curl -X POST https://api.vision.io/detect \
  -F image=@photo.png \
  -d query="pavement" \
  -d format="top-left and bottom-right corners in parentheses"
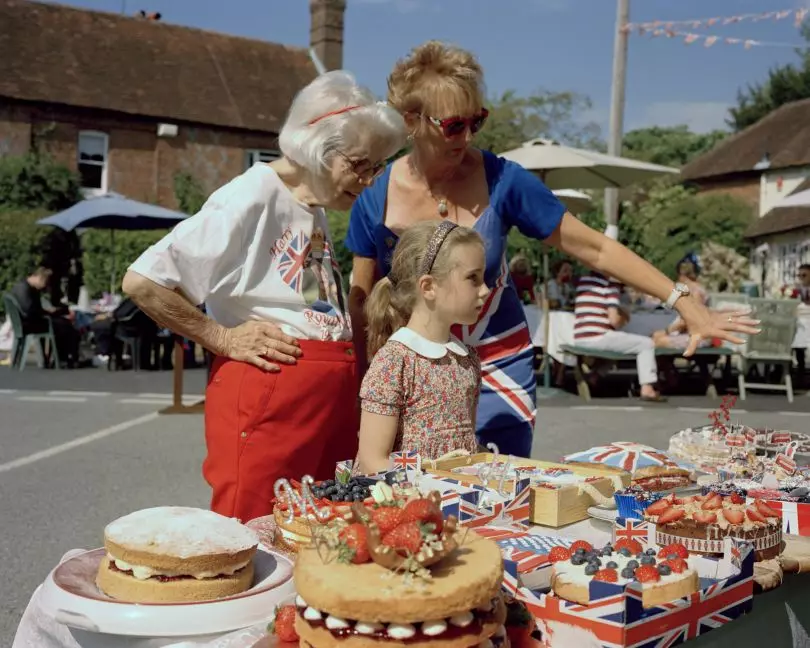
top-left (0, 366), bottom-right (808, 645)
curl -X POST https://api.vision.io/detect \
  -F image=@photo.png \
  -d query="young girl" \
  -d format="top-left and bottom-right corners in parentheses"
top-left (356, 220), bottom-right (490, 474)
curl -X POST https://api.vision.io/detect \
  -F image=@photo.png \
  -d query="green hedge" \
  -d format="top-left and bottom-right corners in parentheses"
top-left (80, 229), bottom-right (167, 297)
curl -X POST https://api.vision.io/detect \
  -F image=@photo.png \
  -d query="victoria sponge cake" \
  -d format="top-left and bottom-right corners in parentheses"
top-left (96, 506), bottom-right (259, 603)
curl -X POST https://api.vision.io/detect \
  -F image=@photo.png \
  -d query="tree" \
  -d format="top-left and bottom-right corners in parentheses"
top-left (728, 21), bottom-right (810, 131)
top-left (0, 152), bottom-right (82, 211)
top-left (621, 126), bottom-right (727, 168)
top-left (173, 172), bottom-right (207, 215)
top-left (475, 89), bottom-right (603, 154)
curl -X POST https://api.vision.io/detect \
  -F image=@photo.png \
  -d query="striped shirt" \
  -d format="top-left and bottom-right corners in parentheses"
top-left (574, 273), bottom-right (620, 339)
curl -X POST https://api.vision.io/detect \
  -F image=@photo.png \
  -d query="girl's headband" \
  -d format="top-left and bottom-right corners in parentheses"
top-left (421, 221), bottom-right (458, 276)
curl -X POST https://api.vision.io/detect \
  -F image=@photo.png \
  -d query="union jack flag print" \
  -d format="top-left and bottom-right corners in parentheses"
top-left (746, 497), bottom-right (810, 537)
top-left (277, 231), bottom-right (312, 293)
top-left (564, 442), bottom-right (680, 473)
top-left (514, 546), bottom-right (754, 647)
top-left (390, 451), bottom-right (420, 470)
top-left (613, 518), bottom-right (653, 549)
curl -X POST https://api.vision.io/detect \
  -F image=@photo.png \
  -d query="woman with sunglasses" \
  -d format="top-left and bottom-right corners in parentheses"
top-left (346, 41), bottom-right (759, 458)
top-left (123, 71), bottom-right (406, 522)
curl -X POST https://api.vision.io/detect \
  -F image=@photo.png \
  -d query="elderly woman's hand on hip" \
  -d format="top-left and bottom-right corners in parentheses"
top-left (677, 300), bottom-right (761, 357)
top-left (222, 321), bottom-right (302, 372)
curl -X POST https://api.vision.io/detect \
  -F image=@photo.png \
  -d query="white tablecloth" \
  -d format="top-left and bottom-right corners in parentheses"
top-left (794, 305), bottom-right (810, 349)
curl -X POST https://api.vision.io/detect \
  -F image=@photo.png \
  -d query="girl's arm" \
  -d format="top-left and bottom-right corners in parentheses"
top-left (357, 411), bottom-right (399, 474)
top-left (349, 256), bottom-right (377, 375)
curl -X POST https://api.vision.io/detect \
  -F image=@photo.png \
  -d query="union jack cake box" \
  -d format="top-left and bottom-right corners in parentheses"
top-left (475, 527), bottom-right (573, 590)
top-left (745, 497), bottom-right (810, 537)
top-left (512, 539), bottom-right (755, 648)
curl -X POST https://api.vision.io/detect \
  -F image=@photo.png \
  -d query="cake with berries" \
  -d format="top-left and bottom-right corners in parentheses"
top-left (549, 539), bottom-right (699, 609)
top-left (644, 493), bottom-right (782, 561)
top-left (273, 477), bottom-right (381, 552)
top-left (293, 490), bottom-right (508, 648)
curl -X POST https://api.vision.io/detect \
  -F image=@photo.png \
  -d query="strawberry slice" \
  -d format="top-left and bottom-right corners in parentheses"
top-left (694, 511), bottom-right (718, 524)
top-left (657, 542), bottom-right (689, 559)
top-left (746, 507), bottom-right (768, 524)
top-left (754, 500), bottom-right (781, 518)
top-left (634, 565), bottom-right (660, 583)
top-left (701, 494), bottom-right (723, 511)
top-left (663, 558), bottom-right (688, 574)
top-left (645, 499), bottom-right (672, 516)
top-left (549, 546), bottom-right (572, 563)
top-left (729, 492), bottom-right (745, 505)
top-left (657, 507), bottom-right (686, 525)
top-left (569, 540), bottom-right (593, 553)
top-left (592, 568), bottom-right (618, 583)
top-left (723, 509), bottom-right (745, 525)
top-left (614, 538), bottom-right (643, 554)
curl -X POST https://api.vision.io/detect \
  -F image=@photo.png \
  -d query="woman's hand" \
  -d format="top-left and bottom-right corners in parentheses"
top-left (221, 321), bottom-right (302, 372)
top-left (676, 300), bottom-right (761, 357)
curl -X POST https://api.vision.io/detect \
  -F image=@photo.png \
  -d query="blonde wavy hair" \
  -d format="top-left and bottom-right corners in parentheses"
top-left (365, 221), bottom-right (484, 358)
top-left (387, 41), bottom-right (485, 125)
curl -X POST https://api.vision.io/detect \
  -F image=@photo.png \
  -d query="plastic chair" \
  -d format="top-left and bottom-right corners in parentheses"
top-left (2, 294), bottom-right (60, 371)
top-left (107, 321), bottom-right (142, 372)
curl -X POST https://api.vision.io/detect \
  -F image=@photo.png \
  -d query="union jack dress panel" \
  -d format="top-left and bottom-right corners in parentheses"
top-left (346, 151), bottom-right (565, 457)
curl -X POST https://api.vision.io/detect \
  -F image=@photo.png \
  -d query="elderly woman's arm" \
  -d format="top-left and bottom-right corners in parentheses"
top-left (123, 271), bottom-right (301, 373)
top-left (546, 213), bottom-right (760, 355)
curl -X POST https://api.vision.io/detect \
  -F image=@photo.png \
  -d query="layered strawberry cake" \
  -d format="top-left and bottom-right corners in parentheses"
top-left (549, 539), bottom-right (699, 609)
top-left (644, 493), bottom-right (782, 560)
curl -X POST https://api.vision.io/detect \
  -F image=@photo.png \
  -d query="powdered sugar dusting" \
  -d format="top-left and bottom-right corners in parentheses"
top-left (105, 507), bottom-right (259, 558)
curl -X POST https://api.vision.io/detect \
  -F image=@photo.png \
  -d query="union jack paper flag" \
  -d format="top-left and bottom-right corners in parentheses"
top-left (335, 460), bottom-right (353, 481)
top-left (613, 518), bottom-right (654, 550)
top-left (514, 545), bottom-right (754, 647)
top-left (746, 497), bottom-right (810, 537)
top-left (391, 451), bottom-right (421, 470)
top-left (564, 442), bottom-right (683, 472)
top-left (277, 231), bottom-right (312, 293)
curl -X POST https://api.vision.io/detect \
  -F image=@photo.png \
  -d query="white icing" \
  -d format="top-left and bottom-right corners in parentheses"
top-left (105, 507), bottom-right (258, 558)
top-left (422, 620), bottom-right (448, 636)
top-left (387, 623), bottom-right (416, 639)
top-left (325, 616), bottom-right (351, 630)
top-left (303, 607), bottom-right (323, 621)
top-left (296, 595), bottom-right (307, 608)
top-left (553, 552), bottom-right (695, 589)
top-left (449, 611), bottom-right (474, 628)
top-left (355, 622), bottom-right (384, 635)
top-left (110, 555), bottom-right (250, 580)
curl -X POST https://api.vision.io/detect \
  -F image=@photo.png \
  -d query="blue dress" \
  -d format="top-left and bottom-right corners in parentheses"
top-left (346, 150), bottom-right (565, 457)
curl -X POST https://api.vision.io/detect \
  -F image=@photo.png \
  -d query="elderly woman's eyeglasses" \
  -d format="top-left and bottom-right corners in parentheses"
top-left (424, 109), bottom-right (490, 138)
top-left (336, 148), bottom-right (408, 181)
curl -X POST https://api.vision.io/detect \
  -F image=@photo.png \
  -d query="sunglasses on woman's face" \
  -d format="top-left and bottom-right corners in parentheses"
top-left (425, 108), bottom-right (490, 138)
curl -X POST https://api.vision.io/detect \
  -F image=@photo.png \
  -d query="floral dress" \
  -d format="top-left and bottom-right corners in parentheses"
top-left (359, 328), bottom-right (480, 460)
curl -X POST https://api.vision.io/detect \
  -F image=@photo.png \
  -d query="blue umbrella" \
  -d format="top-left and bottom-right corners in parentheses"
top-left (37, 192), bottom-right (188, 231)
top-left (37, 192), bottom-right (189, 293)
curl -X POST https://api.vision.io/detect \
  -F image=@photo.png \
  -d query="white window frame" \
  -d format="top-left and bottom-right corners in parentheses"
top-left (245, 149), bottom-right (280, 170)
top-left (77, 130), bottom-right (109, 195)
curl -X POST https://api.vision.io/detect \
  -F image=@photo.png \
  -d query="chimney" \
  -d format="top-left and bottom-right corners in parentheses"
top-left (310, 0), bottom-right (346, 72)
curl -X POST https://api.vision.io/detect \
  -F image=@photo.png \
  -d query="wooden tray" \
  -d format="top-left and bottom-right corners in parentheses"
top-left (427, 453), bottom-right (631, 528)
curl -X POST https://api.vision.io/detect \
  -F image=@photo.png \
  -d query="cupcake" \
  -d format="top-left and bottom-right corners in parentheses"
top-left (613, 486), bottom-right (665, 519)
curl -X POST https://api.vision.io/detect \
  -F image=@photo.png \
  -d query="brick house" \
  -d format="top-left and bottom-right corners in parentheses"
top-left (0, 0), bottom-right (347, 208)
top-left (679, 99), bottom-right (810, 293)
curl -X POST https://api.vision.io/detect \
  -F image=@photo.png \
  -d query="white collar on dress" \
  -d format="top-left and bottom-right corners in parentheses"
top-left (389, 327), bottom-right (468, 359)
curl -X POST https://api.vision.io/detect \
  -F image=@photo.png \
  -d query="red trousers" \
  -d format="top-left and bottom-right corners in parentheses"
top-left (203, 340), bottom-right (359, 523)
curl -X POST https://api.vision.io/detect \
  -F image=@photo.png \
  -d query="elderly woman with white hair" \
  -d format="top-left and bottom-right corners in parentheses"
top-left (123, 71), bottom-right (407, 522)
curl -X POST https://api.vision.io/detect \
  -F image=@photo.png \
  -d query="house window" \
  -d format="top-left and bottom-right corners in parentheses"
top-left (245, 149), bottom-right (280, 170)
top-left (77, 131), bottom-right (109, 194)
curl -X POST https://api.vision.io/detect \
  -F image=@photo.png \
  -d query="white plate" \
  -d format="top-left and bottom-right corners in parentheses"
top-left (587, 506), bottom-right (618, 523)
top-left (39, 545), bottom-right (295, 638)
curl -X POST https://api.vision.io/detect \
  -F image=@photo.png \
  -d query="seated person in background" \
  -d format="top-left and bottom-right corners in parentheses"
top-left (90, 298), bottom-right (160, 368)
top-left (509, 255), bottom-right (536, 304)
top-left (797, 264), bottom-right (810, 305)
top-left (573, 272), bottom-right (666, 402)
top-left (11, 267), bottom-right (80, 367)
top-left (547, 259), bottom-right (574, 310)
top-left (652, 316), bottom-right (711, 350)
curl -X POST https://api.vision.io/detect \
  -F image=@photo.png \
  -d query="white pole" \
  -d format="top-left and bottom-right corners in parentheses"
top-left (604, 0), bottom-right (630, 230)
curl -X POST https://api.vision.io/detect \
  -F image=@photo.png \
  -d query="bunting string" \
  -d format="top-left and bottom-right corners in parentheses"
top-left (624, 8), bottom-right (808, 33)
top-left (637, 28), bottom-right (807, 49)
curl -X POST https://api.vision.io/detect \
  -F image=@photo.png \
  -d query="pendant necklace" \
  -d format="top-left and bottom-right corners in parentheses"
top-left (437, 198), bottom-right (449, 216)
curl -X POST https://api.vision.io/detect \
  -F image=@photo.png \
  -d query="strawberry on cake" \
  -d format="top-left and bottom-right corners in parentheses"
top-left (644, 493), bottom-right (782, 561)
top-left (549, 539), bottom-right (699, 609)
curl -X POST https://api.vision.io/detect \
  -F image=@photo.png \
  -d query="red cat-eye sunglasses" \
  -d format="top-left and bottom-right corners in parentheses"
top-left (423, 108), bottom-right (490, 138)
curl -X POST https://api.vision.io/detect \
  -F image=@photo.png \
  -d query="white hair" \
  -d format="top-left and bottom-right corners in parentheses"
top-left (279, 70), bottom-right (406, 182)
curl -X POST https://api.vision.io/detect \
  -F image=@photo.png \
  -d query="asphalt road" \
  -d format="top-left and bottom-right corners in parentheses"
top-left (0, 367), bottom-right (808, 645)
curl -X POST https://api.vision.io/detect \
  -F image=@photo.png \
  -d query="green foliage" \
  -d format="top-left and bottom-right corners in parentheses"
top-left (326, 210), bottom-right (353, 286)
top-left (475, 89), bottom-right (603, 154)
top-left (174, 172), bottom-right (207, 215)
top-left (0, 152), bottom-right (82, 211)
top-left (621, 126), bottom-right (728, 168)
top-left (80, 229), bottom-right (167, 296)
top-left (728, 21), bottom-right (810, 131)
top-left (622, 183), bottom-right (754, 278)
top-left (0, 209), bottom-right (51, 313)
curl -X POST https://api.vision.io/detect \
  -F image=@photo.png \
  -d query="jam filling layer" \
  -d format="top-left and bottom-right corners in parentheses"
top-left (108, 561), bottom-right (248, 583)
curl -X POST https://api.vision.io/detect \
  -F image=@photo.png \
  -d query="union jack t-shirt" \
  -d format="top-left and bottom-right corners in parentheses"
top-left (130, 164), bottom-right (351, 341)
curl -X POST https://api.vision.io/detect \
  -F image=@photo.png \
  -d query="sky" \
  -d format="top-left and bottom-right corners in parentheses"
top-left (43, 0), bottom-right (810, 139)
